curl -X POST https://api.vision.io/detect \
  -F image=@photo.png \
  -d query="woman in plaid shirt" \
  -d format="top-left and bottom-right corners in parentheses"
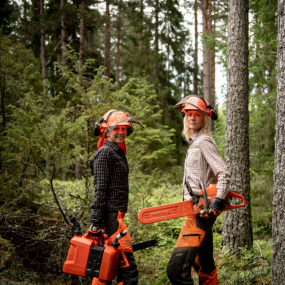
top-left (167, 96), bottom-right (231, 285)
top-left (90, 110), bottom-right (143, 285)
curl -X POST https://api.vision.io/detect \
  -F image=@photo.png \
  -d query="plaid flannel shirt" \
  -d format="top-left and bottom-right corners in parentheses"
top-left (183, 133), bottom-right (231, 201)
top-left (90, 140), bottom-right (129, 218)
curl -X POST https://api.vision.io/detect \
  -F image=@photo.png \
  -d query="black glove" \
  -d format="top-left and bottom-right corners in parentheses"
top-left (89, 215), bottom-right (104, 237)
top-left (208, 198), bottom-right (226, 217)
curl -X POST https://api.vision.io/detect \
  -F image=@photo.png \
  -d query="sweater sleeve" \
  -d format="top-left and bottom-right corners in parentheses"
top-left (199, 136), bottom-right (231, 199)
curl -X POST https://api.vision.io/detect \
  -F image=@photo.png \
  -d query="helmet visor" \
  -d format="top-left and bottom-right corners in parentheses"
top-left (106, 110), bottom-right (144, 130)
top-left (170, 95), bottom-right (207, 115)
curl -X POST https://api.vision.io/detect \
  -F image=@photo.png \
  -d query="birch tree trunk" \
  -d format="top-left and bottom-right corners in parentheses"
top-left (194, 0), bottom-right (198, 95)
top-left (271, 0), bottom-right (285, 282)
top-left (61, 0), bottom-right (68, 66)
top-left (222, 0), bottom-right (253, 252)
top-left (104, 0), bottom-right (111, 78)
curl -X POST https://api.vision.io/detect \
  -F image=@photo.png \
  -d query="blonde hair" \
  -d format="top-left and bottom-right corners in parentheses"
top-left (182, 114), bottom-right (210, 142)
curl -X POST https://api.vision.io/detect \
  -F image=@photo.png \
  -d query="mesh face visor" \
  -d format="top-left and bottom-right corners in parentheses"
top-left (170, 95), bottom-right (207, 115)
top-left (105, 110), bottom-right (144, 130)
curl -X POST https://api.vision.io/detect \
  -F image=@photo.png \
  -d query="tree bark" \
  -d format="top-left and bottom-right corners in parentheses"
top-left (116, 0), bottom-right (122, 86)
top-left (194, 0), bottom-right (198, 95)
top-left (271, 1), bottom-right (285, 282)
top-left (209, 0), bottom-right (215, 131)
top-left (104, 0), bottom-right (111, 78)
top-left (0, 74), bottom-right (5, 129)
top-left (40, 0), bottom-right (47, 94)
top-left (61, 0), bottom-right (68, 66)
top-left (79, 0), bottom-right (85, 70)
top-left (201, 0), bottom-right (211, 106)
top-left (154, 0), bottom-right (159, 90)
top-left (139, 0), bottom-right (144, 50)
top-left (222, 0), bottom-right (253, 252)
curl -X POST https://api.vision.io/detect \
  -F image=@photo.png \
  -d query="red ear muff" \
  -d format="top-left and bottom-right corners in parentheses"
top-left (207, 104), bottom-right (218, 120)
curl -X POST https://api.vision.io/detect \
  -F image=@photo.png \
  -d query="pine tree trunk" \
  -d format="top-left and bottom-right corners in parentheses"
top-left (61, 0), bottom-right (68, 66)
top-left (222, 0), bottom-right (253, 252)
top-left (271, 1), bottom-right (285, 282)
top-left (104, 0), bottom-right (111, 78)
top-left (201, 0), bottom-right (211, 106)
top-left (0, 75), bottom-right (5, 129)
top-left (194, 0), bottom-right (198, 95)
top-left (116, 0), bottom-right (122, 86)
top-left (208, 0), bottom-right (215, 131)
top-left (40, 0), bottom-right (47, 94)
top-left (79, 0), bottom-right (85, 70)
top-left (154, 0), bottom-right (159, 87)
top-left (139, 0), bottom-right (144, 50)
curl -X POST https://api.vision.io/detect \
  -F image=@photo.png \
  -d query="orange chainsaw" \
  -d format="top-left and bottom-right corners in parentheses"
top-left (138, 182), bottom-right (245, 224)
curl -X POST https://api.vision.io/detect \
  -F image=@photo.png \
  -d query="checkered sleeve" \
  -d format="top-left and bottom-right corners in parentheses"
top-left (91, 148), bottom-right (112, 217)
top-left (199, 136), bottom-right (231, 199)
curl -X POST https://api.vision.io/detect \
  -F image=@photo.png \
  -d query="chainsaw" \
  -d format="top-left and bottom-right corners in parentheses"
top-left (138, 182), bottom-right (245, 224)
top-left (63, 216), bottom-right (156, 282)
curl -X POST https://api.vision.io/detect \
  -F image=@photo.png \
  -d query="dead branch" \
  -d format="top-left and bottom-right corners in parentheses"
top-left (45, 39), bottom-right (62, 66)
top-left (256, 243), bottom-right (266, 285)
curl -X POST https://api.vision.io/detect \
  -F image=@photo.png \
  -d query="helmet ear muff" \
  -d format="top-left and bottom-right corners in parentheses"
top-left (207, 104), bottom-right (218, 121)
top-left (127, 124), bottom-right (133, 136)
top-left (93, 118), bottom-right (103, 136)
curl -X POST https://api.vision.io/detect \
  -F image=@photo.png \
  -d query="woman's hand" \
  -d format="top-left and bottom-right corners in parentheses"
top-left (208, 198), bottom-right (226, 217)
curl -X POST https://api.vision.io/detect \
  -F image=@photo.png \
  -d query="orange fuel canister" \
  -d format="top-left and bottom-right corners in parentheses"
top-left (98, 242), bottom-right (119, 281)
top-left (63, 216), bottom-right (127, 282)
top-left (63, 233), bottom-right (95, 277)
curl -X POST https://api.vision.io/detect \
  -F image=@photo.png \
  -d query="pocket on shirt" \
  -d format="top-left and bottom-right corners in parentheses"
top-left (185, 147), bottom-right (200, 168)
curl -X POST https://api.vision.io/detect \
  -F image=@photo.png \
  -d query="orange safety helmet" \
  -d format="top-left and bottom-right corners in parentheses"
top-left (170, 95), bottom-right (218, 120)
top-left (93, 109), bottom-right (144, 154)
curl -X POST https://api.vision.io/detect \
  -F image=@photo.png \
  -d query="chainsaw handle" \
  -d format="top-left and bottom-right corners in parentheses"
top-left (199, 181), bottom-right (209, 210)
top-left (226, 191), bottom-right (246, 210)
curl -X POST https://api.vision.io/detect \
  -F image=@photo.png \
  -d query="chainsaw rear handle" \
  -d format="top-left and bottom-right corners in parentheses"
top-left (225, 191), bottom-right (246, 210)
top-left (200, 181), bottom-right (209, 210)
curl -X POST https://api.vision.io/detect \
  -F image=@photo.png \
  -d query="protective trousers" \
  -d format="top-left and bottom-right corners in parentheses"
top-left (167, 215), bottom-right (218, 285)
top-left (92, 211), bottom-right (139, 285)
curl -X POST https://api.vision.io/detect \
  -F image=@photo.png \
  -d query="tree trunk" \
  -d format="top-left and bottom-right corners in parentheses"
top-left (61, 0), bottom-right (68, 66)
top-left (0, 74), bottom-right (5, 129)
top-left (208, 0), bottom-right (215, 131)
top-left (194, 0), bottom-right (198, 95)
top-left (222, 0), bottom-right (253, 253)
top-left (201, 0), bottom-right (211, 106)
top-left (271, 1), bottom-right (285, 282)
top-left (139, 0), bottom-right (144, 50)
top-left (104, 0), bottom-right (111, 78)
top-left (79, 0), bottom-right (85, 70)
top-left (23, 1), bottom-right (28, 45)
top-left (154, 0), bottom-right (159, 90)
top-left (40, 0), bottom-right (47, 94)
top-left (116, 0), bottom-right (122, 86)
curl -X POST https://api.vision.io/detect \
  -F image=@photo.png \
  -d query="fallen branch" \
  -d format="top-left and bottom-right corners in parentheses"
top-left (256, 243), bottom-right (266, 285)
